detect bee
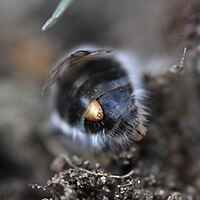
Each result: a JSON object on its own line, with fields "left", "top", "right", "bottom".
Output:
{"left": 42, "top": 46, "right": 149, "bottom": 150}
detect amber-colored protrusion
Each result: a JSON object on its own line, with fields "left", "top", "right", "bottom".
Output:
{"left": 84, "top": 100, "right": 104, "bottom": 121}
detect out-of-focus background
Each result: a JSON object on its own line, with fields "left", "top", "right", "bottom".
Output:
{"left": 0, "top": 0, "right": 199, "bottom": 199}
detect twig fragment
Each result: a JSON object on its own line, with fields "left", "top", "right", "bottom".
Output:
{"left": 42, "top": 137, "right": 135, "bottom": 180}
{"left": 58, "top": 154, "right": 135, "bottom": 179}
{"left": 167, "top": 47, "right": 187, "bottom": 74}
{"left": 150, "top": 48, "right": 188, "bottom": 87}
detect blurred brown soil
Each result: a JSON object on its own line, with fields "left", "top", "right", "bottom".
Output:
{"left": 0, "top": 0, "right": 199, "bottom": 199}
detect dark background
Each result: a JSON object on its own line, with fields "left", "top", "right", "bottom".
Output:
{"left": 0, "top": 0, "right": 199, "bottom": 199}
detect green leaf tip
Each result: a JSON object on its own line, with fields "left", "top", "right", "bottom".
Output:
{"left": 42, "top": 0, "right": 75, "bottom": 31}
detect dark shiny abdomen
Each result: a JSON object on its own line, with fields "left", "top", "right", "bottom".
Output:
{"left": 56, "top": 57, "right": 134, "bottom": 135}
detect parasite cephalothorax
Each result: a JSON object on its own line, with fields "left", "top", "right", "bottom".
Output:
{"left": 43, "top": 46, "right": 149, "bottom": 150}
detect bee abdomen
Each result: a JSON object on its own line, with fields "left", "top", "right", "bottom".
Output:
{"left": 47, "top": 47, "right": 149, "bottom": 150}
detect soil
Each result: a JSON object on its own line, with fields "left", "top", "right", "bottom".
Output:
{"left": 0, "top": 0, "right": 199, "bottom": 199}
